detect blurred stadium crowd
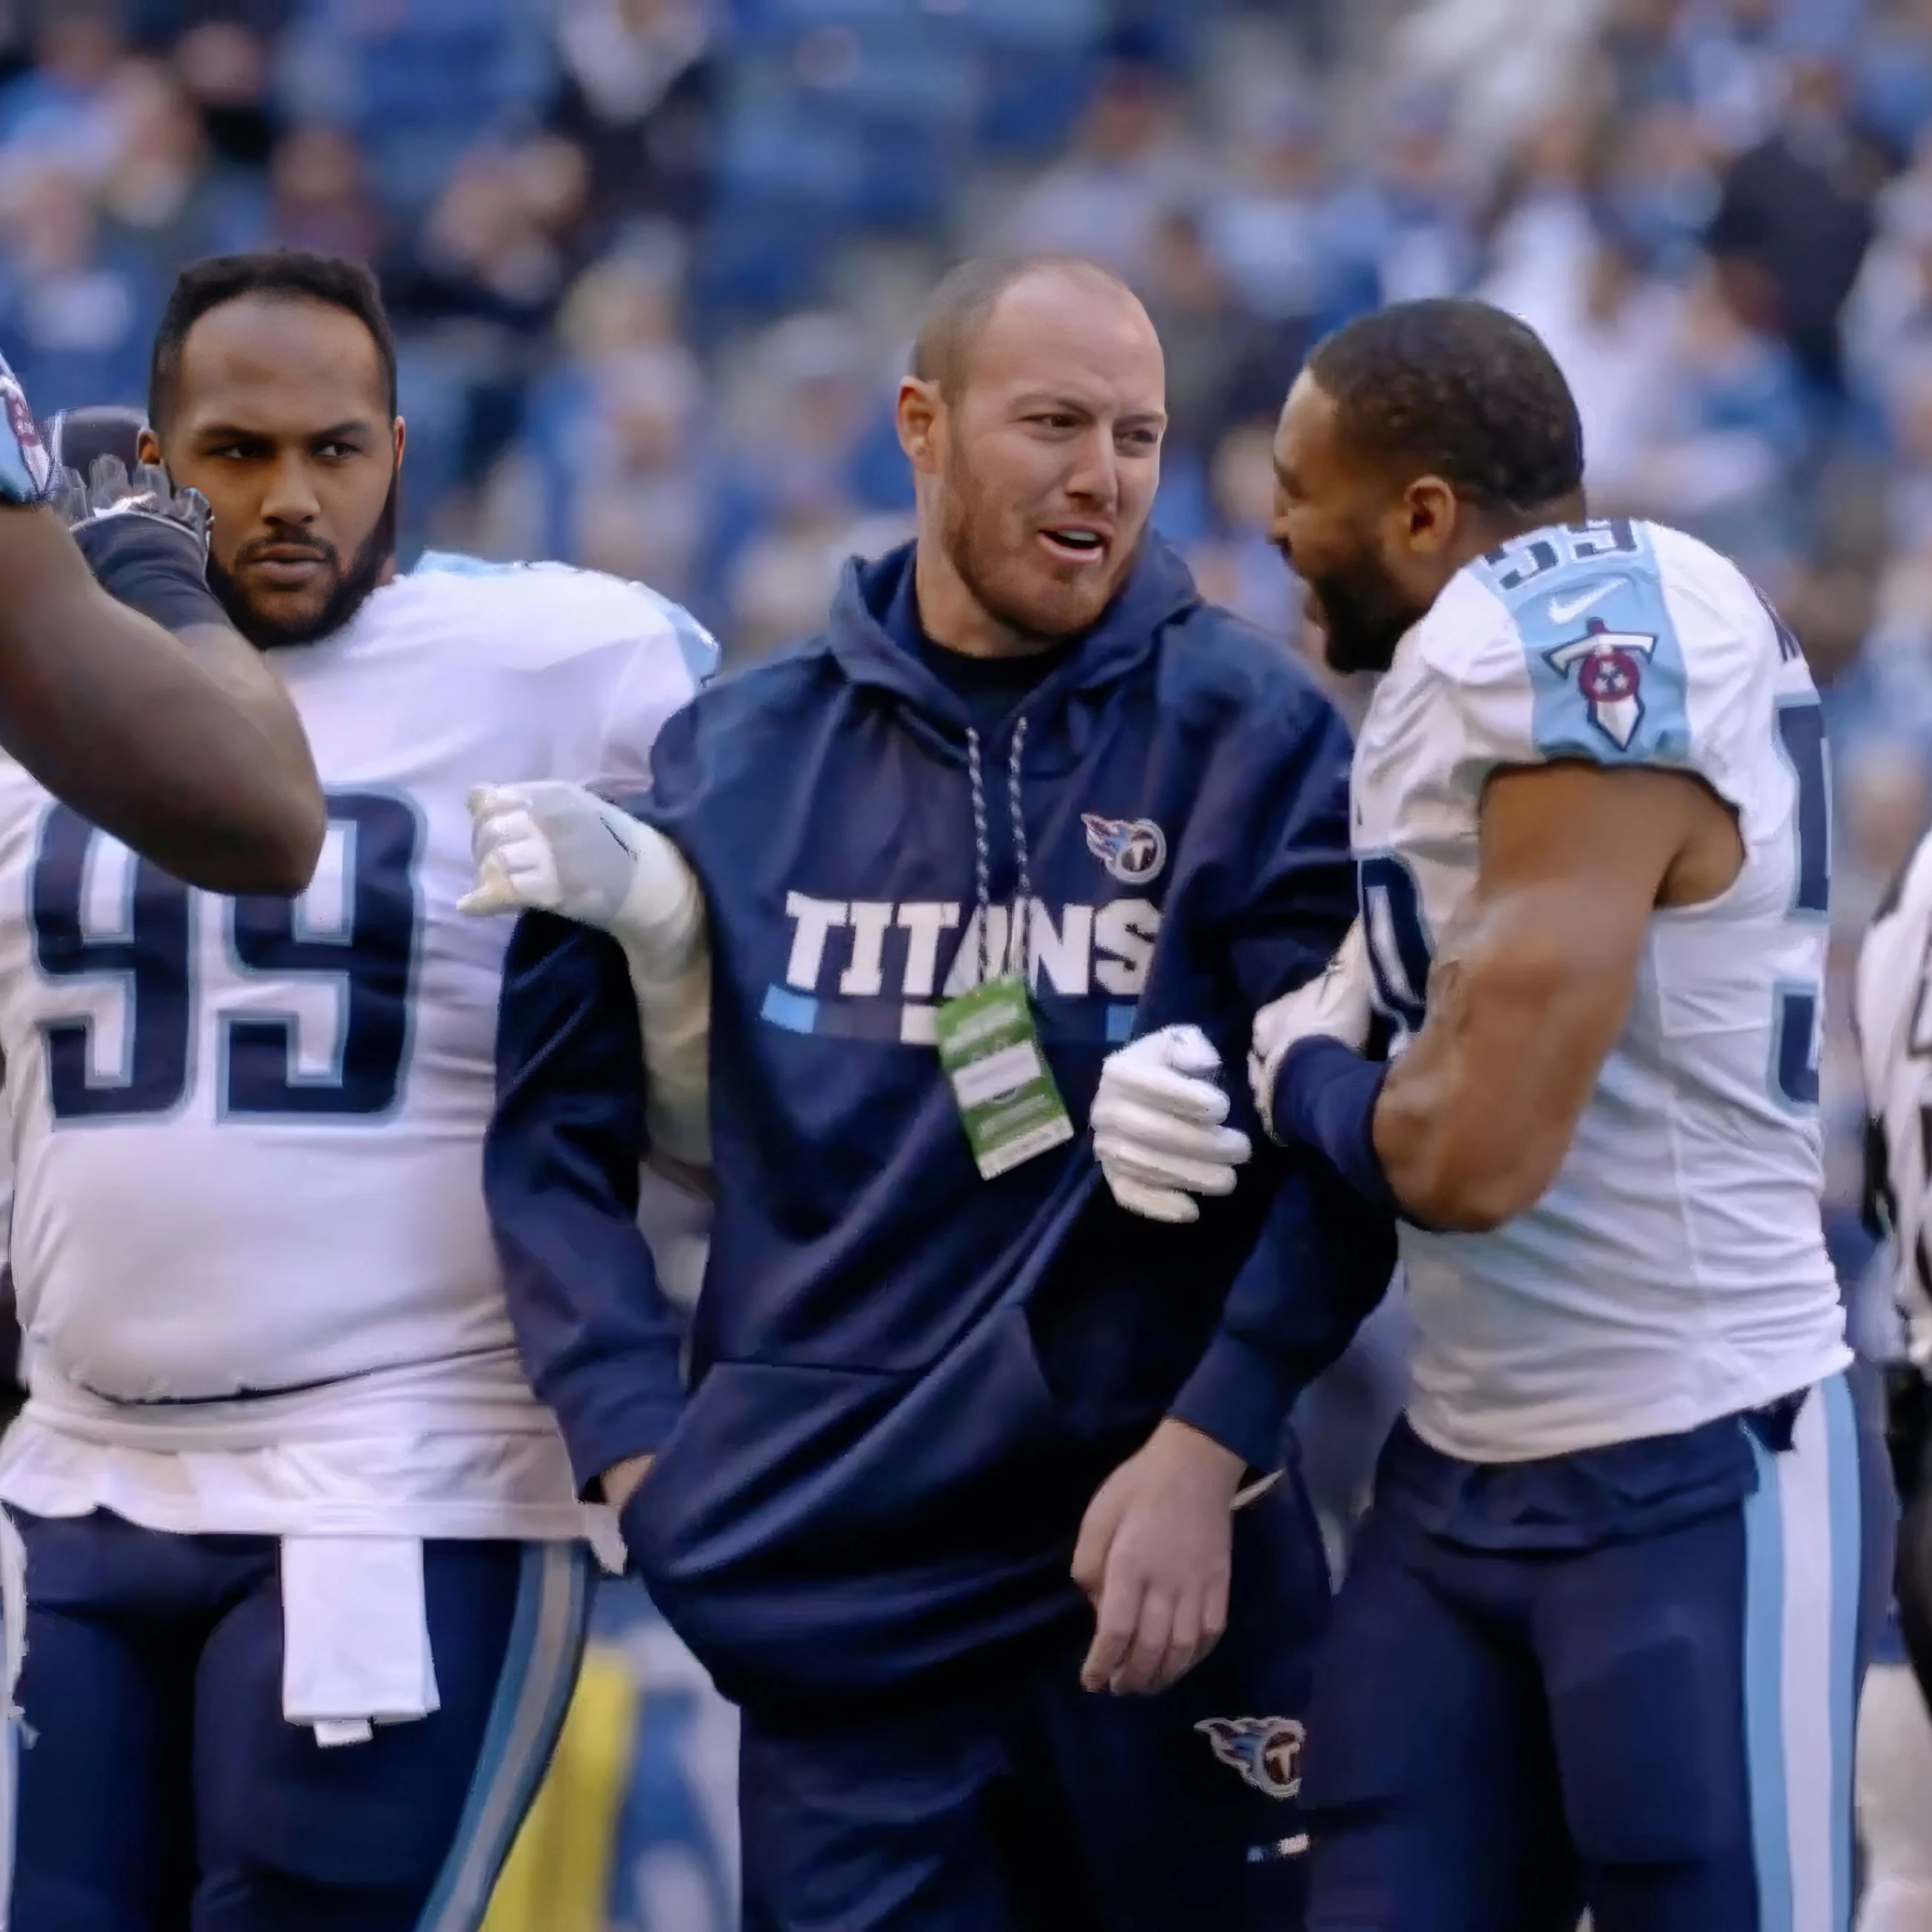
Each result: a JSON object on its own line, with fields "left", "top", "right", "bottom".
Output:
{"left": 0, "top": 0, "right": 1926, "bottom": 1255}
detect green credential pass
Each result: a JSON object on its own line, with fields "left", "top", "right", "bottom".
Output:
{"left": 934, "top": 973, "right": 1075, "bottom": 1179}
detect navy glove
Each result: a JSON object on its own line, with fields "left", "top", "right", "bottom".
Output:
{"left": 54, "top": 454, "right": 226, "bottom": 635}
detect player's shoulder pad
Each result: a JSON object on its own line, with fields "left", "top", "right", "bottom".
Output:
{"left": 1434, "top": 516, "right": 1768, "bottom": 773}
{"left": 410, "top": 552, "right": 720, "bottom": 686}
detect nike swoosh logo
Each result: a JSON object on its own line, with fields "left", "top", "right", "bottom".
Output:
{"left": 1548, "top": 582, "right": 1617, "bottom": 624}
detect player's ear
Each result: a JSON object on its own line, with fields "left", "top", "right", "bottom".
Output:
{"left": 897, "top": 376, "right": 942, "bottom": 476}
{"left": 1401, "top": 474, "right": 1459, "bottom": 556}
{"left": 135, "top": 427, "right": 163, "bottom": 469}
{"left": 391, "top": 415, "right": 406, "bottom": 475}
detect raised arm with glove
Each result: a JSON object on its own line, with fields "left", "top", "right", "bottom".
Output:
{"left": 0, "top": 383, "right": 322, "bottom": 892}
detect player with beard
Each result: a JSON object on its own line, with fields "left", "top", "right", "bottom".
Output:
{"left": 0, "top": 251, "right": 715, "bottom": 1931}
{"left": 464, "top": 254, "right": 1393, "bottom": 1930}
{"left": 1088, "top": 297, "right": 1893, "bottom": 1928}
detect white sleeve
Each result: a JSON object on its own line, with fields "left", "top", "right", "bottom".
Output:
{"left": 1440, "top": 518, "right": 1776, "bottom": 821}
{"left": 590, "top": 586, "right": 718, "bottom": 795}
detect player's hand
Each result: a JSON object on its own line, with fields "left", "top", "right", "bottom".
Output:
{"left": 52, "top": 453, "right": 211, "bottom": 561}
{"left": 1247, "top": 921, "right": 1376, "bottom": 1133}
{"left": 1091, "top": 1024, "right": 1251, "bottom": 1225}
{"left": 1073, "top": 1420, "right": 1245, "bottom": 1696}
{"left": 460, "top": 781, "right": 691, "bottom": 944}
{"left": 599, "top": 1453, "right": 655, "bottom": 1514}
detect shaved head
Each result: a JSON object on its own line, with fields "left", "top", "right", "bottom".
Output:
{"left": 911, "top": 255, "right": 1142, "bottom": 401}
{"left": 897, "top": 253, "right": 1165, "bottom": 652}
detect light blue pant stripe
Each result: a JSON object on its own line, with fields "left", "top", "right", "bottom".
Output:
{"left": 1822, "top": 1374, "right": 1862, "bottom": 1932}
{"left": 414, "top": 1542, "right": 592, "bottom": 1932}
{"left": 1743, "top": 1425, "right": 1793, "bottom": 1932}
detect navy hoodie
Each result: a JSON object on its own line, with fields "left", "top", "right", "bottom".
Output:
{"left": 486, "top": 538, "right": 1395, "bottom": 1716}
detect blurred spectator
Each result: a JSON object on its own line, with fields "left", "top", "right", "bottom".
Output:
{"left": 1678, "top": 0, "right": 1791, "bottom": 154}
{"left": 1185, "top": 416, "right": 1298, "bottom": 637}
{"left": 999, "top": 59, "right": 1202, "bottom": 283}
{"left": 1598, "top": 0, "right": 1696, "bottom": 117}
{"left": 1706, "top": 54, "right": 1893, "bottom": 399}
{"left": 1852, "top": 0, "right": 1932, "bottom": 160}
{"left": 1200, "top": 86, "right": 1378, "bottom": 341}
{"left": 548, "top": 0, "right": 714, "bottom": 234}
{"left": 0, "top": 163, "right": 151, "bottom": 408}
{"left": 1636, "top": 268, "right": 1809, "bottom": 567}
{"left": 1361, "top": 84, "right": 1480, "bottom": 306}
{"left": 568, "top": 350, "right": 707, "bottom": 595}
{"left": 1479, "top": 103, "right": 1613, "bottom": 333}
{"left": 264, "top": 121, "right": 383, "bottom": 259}
{"left": 0, "top": 2, "right": 126, "bottom": 182}
{"left": 1844, "top": 135, "right": 1932, "bottom": 401}
{"left": 173, "top": 20, "right": 278, "bottom": 170}
{"left": 389, "top": 137, "right": 590, "bottom": 335}
{"left": 96, "top": 59, "right": 264, "bottom": 278}
{"left": 1486, "top": 218, "right": 1687, "bottom": 509}
{"left": 1136, "top": 208, "right": 1233, "bottom": 448}
{"left": 1603, "top": 100, "right": 1720, "bottom": 276}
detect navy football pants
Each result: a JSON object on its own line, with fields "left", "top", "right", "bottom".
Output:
{"left": 8, "top": 1509, "right": 591, "bottom": 1932}
{"left": 1304, "top": 1373, "right": 1893, "bottom": 1932}
{"left": 737, "top": 1479, "right": 1328, "bottom": 1932}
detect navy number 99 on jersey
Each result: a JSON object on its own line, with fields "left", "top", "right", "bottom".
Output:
{"left": 30, "top": 792, "right": 423, "bottom": 1121}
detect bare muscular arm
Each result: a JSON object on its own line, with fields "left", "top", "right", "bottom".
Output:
{"left": 0, "top": 504, "right": 323, "bottom": 894}
{"left": 1373, "top": 759, "right": 1740, "bottom": 1231}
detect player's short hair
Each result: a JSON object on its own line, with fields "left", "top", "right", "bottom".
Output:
{"left": 910, "top": 254, "right": 1136, "bottom": 400}
{"left": 1304, "top": 299, "right": 1585, "bottom": 515}
{"left": 149, "top": 251, "right": 399, "bottom": 430}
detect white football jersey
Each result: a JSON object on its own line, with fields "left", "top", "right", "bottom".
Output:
{"left": 0, "top": 555, "right": 708, "bottom": 1543}
{"left": 1855, "top": 831, "right": 1932, "bottom": 1368}
{"left": 1356, "top": 517, "right": 1849, "bottom": 1461}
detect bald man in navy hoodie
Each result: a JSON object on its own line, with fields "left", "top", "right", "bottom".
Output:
{"left": 481, "top": 256, "right": 1393, "bottom": 1932}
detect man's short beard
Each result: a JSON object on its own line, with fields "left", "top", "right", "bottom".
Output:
{"left": 1313, "top": 552, "right": 1423, "bottom": 676}
{"left": 207, "top": 471, "right": 399, "bottom": 651}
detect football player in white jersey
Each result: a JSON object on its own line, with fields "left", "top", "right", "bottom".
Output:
{"left": 1088, "top": 298, "right": 1890, "bottom": 1931}
{"left": 1853, "top": 835, "right": 1932, "bottom": 1932}
{"left": 0, "top": 251, "right": 712, "bottom": 1932}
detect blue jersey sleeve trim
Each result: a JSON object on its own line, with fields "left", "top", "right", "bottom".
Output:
{"left": 1471, "top": 521, "right": 1693, "bottom": 768}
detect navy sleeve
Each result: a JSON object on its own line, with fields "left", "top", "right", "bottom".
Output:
{"left": 1219, "top": 677, "right": 1358, "bottom": 1012}
{"left": 1171, "top": 667, "right": 1394, "bottom": 1467}
{"left": 485, "top": 909, "right": 686, "bottom": 1496}
{"left": 1170, "top": 1160, "right": 1396, "bottom": 1469}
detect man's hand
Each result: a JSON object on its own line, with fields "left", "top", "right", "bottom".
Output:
{"left": 1091, "top": 1025, "right": 1252, "bottom": 1225}
{"left": 600, "top": 1453, "right": 655, "bottom": 1514}
{"left": 1072, "top": 1419, "right": 1246, "bottom": 1696}
{"left": 461, "top": 781, "right": 666, "bottom": 928}
{"left": 1247, "top": 920, "right": 1376, "bottom": 1134}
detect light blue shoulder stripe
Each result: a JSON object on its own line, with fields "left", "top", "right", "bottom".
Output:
{"left": 1469, "top": 522, "right": 1692, "bottom": 767}
{"left": 633, "top": 582, "right": 720, "bottom": 689}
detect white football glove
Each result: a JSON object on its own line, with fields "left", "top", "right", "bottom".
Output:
{"left": 1247, "top": 921, "right": 1376, "bottom": 1137}
{"left": 463, "top": 781, "right": 712, "bottom": 1166}
{"left": 1091, "top": 1024, "right": 1252, "bottom": 1226}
